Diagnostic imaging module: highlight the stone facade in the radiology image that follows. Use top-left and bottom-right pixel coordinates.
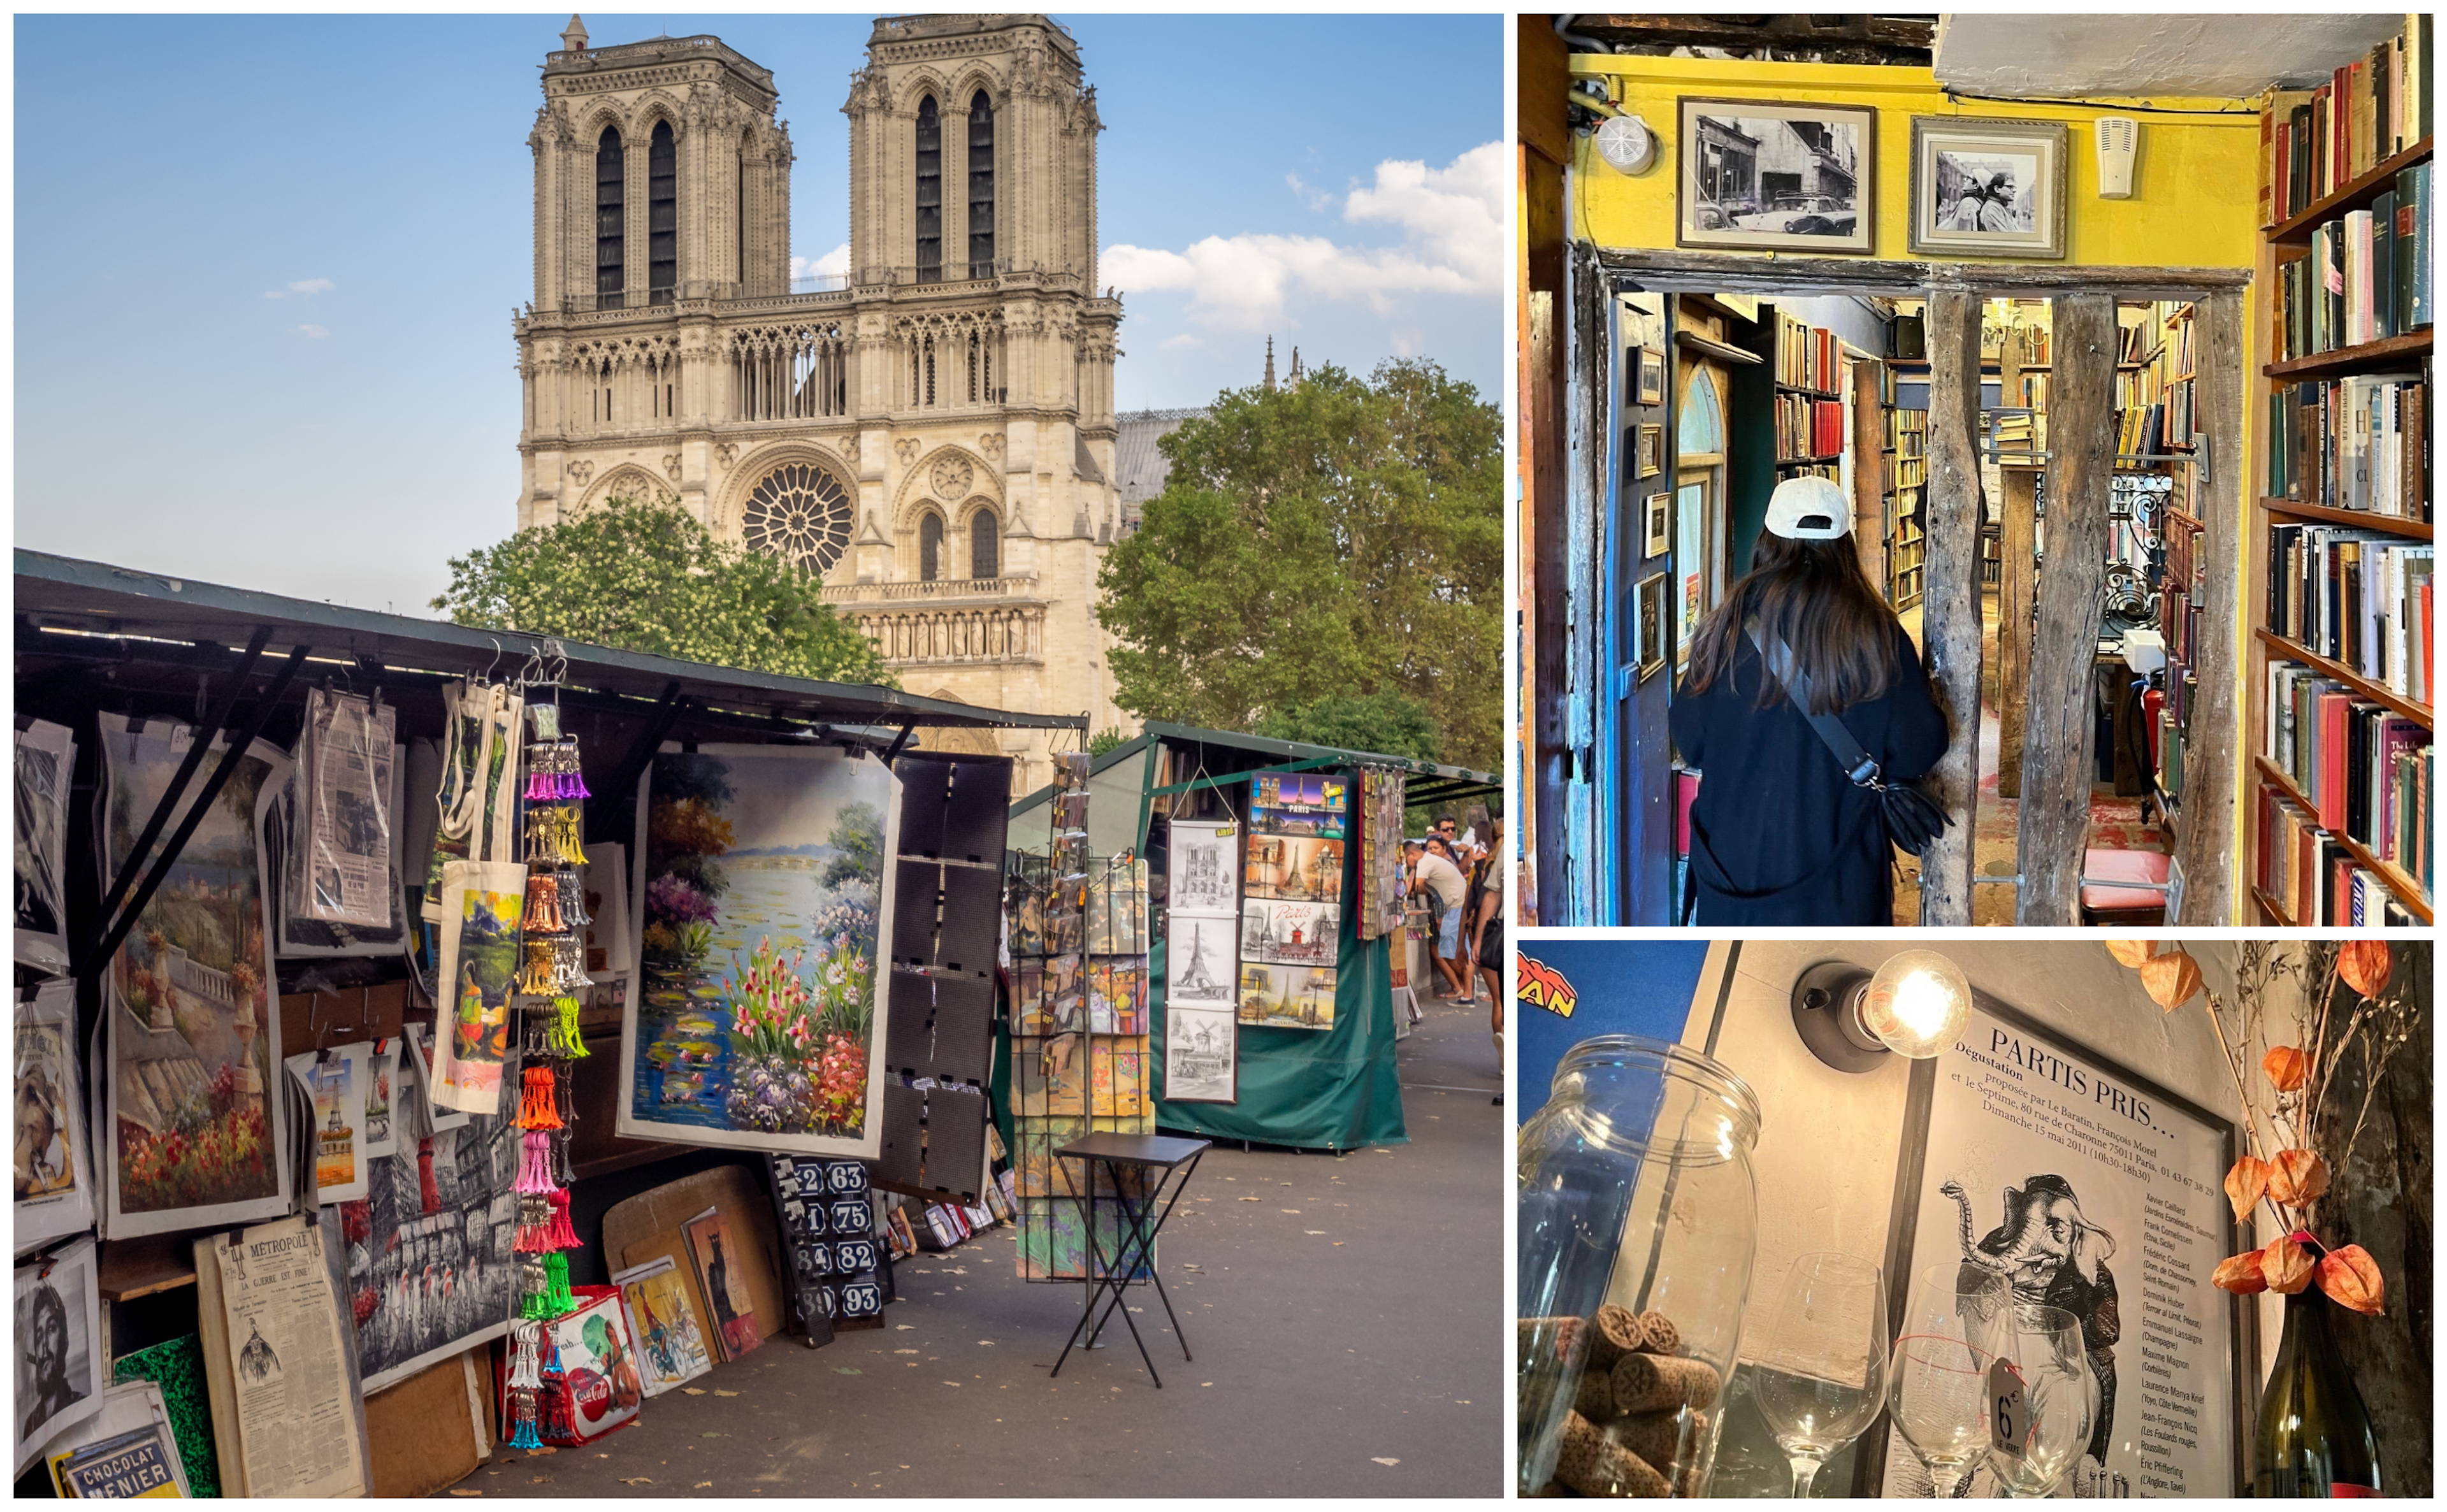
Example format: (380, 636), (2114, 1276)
(511, 15), (1130, 792)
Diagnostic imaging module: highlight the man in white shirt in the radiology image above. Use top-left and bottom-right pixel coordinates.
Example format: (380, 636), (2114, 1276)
(1413, 837), (1469, 1000)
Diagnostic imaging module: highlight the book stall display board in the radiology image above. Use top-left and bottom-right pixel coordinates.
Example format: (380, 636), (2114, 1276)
(10, 550), (1088, 1495)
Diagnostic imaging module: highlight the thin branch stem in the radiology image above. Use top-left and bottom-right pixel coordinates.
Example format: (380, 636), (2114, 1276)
(2202, 988), (2277, 1161)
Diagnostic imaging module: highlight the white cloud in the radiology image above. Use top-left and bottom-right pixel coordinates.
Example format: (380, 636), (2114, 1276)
(263, 277), (335, 300)
(1284, 171), (1334, 213)
(1161, 333), (1203, 350)
(1106, 142), (1501, 333)
(294, 324), (328, 339)
(791, 243), (850, 283)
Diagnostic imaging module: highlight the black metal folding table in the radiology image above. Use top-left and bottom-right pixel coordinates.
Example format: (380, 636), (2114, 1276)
(1050, 1132), (1211, 1387)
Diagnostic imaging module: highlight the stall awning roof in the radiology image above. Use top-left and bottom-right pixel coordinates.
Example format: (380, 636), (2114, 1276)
(15, 549), (1086, 734)
(1010, 719), (1497, 818)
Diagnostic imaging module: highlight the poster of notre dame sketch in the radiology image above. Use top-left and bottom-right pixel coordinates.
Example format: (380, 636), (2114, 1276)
(1161, 821), (1239, 1103)
(1874, 998), (2242, 1499)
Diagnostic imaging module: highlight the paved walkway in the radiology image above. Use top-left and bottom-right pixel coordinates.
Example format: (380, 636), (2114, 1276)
(446, 995), (1504, 1497)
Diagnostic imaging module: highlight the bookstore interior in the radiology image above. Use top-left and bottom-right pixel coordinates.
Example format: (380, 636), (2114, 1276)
(8, 552), (1477, 1496)
(1522, 14), (2434, 929)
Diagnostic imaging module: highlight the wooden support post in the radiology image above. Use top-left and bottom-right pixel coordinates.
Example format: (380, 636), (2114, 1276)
(2172, 289), (2244, 925)
(1851, 359), (1886, 587)
(2014, 294), (2117, 924)
(1995, 463), (2040, 797)
(1916, 291), (1985, 926)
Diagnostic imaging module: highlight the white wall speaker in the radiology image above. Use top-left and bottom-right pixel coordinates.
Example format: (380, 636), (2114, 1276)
(2096, 116), (2139, 199)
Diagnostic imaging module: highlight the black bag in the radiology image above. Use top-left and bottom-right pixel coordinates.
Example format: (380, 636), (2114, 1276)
(1749, 624), (1952, 857)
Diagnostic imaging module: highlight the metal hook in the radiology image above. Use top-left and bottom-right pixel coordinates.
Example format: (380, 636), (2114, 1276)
(482, 638), (503, 686)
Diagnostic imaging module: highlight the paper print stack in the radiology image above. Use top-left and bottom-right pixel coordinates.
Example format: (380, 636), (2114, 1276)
(1239, 772), (1345, 1032)
(620, 746), (895, 1158)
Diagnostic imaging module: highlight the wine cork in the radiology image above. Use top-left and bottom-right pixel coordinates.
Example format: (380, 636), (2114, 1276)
(1635, 1310), (1681, 1357)
(1554, 1412), (1672, 1499)
(1572, 1365), (1621, 1422)
(1584, 1305), (1648, 1368)
(1609, 1407), (1705, 1472)
(1611, 1352), (1721, 1414)
(1520, 1315), (1589, 1368)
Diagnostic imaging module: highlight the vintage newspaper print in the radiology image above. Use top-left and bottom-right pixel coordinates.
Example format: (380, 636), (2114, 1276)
(202, 1217), (366, 1497)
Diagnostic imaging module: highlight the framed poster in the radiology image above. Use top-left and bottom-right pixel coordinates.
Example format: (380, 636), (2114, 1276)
(1908, 117), (2069, 259)
(1863, 988), (2248, 1499)
(1163, 1007), (1238, 1104)
(1631, 345), (1665, 406)
(1162, 819), (1241, 1102)
(15, 979), (96, 1249)
(14, 719), (74, 974)
(284, 1042), (370, 1204)
(1637, 422), (1664, 479)
(343, 1111), (519, 1393)
(623, 745), (898, 1158)
(1635, 572), (1670, 683)
(94, 714), (293, 1239)
(1679, 97), (1876, 254)
(1643, 491), (1670, 560)
(15, 1235), (105, 1475)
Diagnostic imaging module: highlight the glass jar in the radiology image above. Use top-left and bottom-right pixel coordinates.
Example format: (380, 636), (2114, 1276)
(1517, 1034), (1762, 1497)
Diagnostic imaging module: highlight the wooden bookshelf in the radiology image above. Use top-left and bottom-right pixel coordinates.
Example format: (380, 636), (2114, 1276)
(2258, 496), (2434, 540)
(2252, 755), (2434, 924)
(1775, 383), (1841, 400)
(2255, 627), (2434, 724)
(2263, 328), (2434, 380)
(2246, 115), (2432, 926)
(2268, 135), (2436, 243)
(1776, 452), (1843, 466)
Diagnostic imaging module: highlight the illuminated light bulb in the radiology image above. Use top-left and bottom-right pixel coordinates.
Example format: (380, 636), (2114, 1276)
(1858, 949), (1972, 1059)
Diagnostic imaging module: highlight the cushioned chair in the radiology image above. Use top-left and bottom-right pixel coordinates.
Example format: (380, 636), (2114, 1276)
(2079, 848), (2170, 925)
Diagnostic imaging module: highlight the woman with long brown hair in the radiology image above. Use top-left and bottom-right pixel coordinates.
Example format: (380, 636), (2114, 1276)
(1669, 476), (1949, 924)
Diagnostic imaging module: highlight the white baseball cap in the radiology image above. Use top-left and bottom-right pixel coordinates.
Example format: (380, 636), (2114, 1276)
(1764, 474), (1852, 540)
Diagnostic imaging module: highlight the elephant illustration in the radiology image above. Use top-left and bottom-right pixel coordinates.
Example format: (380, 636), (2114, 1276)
(1941, 1174), (2119, 1467)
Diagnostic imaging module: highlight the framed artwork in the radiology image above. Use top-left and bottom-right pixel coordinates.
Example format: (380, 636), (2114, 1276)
(1678, 97), (1876, 254)
(1644, 491), (1670, 559)
(623, 745), (899, 1158)
(1638, 422), (1664, 480)
(1859, 984), (2248, 1497)
(1635, 572), (1670, 682)
(94, 714), (293, 1239)
(1162, 1007), (1238, 1104)
(1236, 963), (1334, 1032)
(345, 1112), (519, 1392)
(681, 1207), (763, 1362)
(1908, 117), (2069, 259)
(283, 1043), (370, 1205)
(1636, 346), (1665, 405)
(15, 1235), (105, 1475)
(610, 1256), (712, 1396)
(14, 719), (73, 974)
(15, 979), (94, 1250)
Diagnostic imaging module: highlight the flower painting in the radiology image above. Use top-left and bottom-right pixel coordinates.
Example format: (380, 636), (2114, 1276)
(619, 746), (898, 1157)
(95, 714), (292, 1236)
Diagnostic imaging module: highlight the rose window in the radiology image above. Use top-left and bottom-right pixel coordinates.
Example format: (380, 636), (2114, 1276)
(740, 462), (855, 574)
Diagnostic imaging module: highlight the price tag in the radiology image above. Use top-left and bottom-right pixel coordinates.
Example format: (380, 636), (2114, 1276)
(1989, 1357), (2027, 1461)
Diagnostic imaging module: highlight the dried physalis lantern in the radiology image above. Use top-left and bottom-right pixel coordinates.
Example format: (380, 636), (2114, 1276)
(2336, 940), (2392, 998)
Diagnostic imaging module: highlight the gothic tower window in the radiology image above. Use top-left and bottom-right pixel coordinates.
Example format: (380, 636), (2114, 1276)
(970, 508), (998, 579)
(919, 512), (944, 581)
(596, 127), (624, 308)
(648, 120), (677, 305)
(914, 96), (942, 284)
(967, 91), (995, 278)
(923, 334), (936, 407)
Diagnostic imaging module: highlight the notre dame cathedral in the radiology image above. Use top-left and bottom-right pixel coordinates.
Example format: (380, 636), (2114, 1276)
(513, 15), (1185, 790)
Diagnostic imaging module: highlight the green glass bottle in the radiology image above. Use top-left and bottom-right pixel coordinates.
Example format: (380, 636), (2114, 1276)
(2251, 1242), (2382, 1497)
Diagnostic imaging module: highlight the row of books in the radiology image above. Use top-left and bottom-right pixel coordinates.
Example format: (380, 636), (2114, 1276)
(2276, 168), (2434, 359)
(2116, 402), (2172, 459)
(2263, 523), (2436, 702)
(2263, 17), (2432, 227)
(1885, 404), (1926, 456)
(2115, 321), (2159, 365)
(1775, 392), (1845, 461)
(2163, 509), (2201, 590)
(2265, 373), (2431, 518)
(2256, 782), (2431, 924)
(2265, 658), (2434, 845)
(1773, 312), (1842, 393)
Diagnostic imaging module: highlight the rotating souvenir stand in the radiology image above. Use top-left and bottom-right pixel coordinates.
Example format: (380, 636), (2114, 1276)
(502, 699), (596, 1451)
(1008, 753), (1157, 1283)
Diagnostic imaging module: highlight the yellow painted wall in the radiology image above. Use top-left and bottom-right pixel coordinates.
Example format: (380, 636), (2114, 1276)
(1563, 55), (2269, 921)
(1565, 56), (2264, 270)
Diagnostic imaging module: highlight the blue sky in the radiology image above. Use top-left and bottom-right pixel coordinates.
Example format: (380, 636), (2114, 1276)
(13, 12), (1501, 613)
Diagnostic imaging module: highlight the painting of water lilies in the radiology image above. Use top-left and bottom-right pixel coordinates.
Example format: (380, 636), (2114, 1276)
(617, 745), (900, 1157)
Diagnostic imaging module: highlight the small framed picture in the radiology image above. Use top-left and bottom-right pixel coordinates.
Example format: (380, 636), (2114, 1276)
(1644, 490), (1670, 559)
(1678, 97), (1875, 255)
(1636, 347), (1665, 405)
(1635, 572), (1670, 682)
(1909, 118), (2068, 259)
(1638, 422), (1664, 479)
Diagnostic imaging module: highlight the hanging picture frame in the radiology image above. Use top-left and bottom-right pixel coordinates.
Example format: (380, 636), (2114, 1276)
(15, 979), (95, 1250)
(1638, 422), (1665, 480)
(1635, 572), (1670, 683)
(1635, 345), (1665, 405)
(14, 719), (75, 975)
(15, 1235), (105, 1475)
(1678, 97), (1876, 254)
(622, 745), (899, 1158)
(1644, 489), (1671, 559)
(1907, 117), (2070, 259)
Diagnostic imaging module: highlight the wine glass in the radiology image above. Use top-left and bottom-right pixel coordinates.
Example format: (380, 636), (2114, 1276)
(1988, 1303), (2093, 1498)
(1754, 1252), (1890, 1497)
(1888, 1262), (2010, 1496)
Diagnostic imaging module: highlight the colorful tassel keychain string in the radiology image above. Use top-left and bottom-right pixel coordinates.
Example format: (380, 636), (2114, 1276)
(515, 1066), (563, 1130)
(516, 1194), (553, 1253)
(516, 939), (558, 996)
(523, 873), (563, 933)
(544, 1188), (579, 1250)
(516, 1129), (559, 1195)
(558, 867), (591, 926)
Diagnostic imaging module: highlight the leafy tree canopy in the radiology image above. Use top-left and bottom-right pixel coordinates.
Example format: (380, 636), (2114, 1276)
(1254, 690), (1442, 764)
(432, 496), (891, 686)
(1095, 359), (1500, 771)
(1087, 728), (1135, 757)
(823, 800), (884, 891)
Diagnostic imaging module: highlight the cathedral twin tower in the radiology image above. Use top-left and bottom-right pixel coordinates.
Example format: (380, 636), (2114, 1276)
(514, 15), (1130, 784)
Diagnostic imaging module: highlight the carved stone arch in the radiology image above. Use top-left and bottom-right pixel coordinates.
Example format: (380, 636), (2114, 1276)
(579, 464), (676, 517)
(960, 495), (1003, 579)
(632, 89), (686, 143)
(887, 444), (1000, 536)
(907, 502), (951, 582)
(921, 689), (1004, 756)
(574, 99), (630, 152)
(897, 67), (955, 115)
(947, 66), (1002, 114)
(721, 442), (858, 576)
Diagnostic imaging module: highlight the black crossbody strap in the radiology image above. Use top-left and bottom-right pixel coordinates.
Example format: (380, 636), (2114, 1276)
(1745, 622), (1889, 791)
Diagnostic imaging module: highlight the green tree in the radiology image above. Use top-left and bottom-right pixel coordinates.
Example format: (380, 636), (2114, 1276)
(1086, 728), (1134, 757)
(432, 496), (890, 685)
(1255, 690), (1441, 763)
(822, 801), (884, 891)
(1095, 359), (1501, 770)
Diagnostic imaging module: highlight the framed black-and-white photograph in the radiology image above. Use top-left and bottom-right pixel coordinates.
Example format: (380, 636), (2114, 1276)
(1637, 422), (1664, 480)
(15, 1235), (105, 1476)
(1857, 983), (2249, 1499)
(1644, 489), (1670, 559)
(1678, 97), (1875, 254)
(1909, 118), (2068, 259)
(1634, 572), (1669, 682)
(1636, 347), (1665, 405)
